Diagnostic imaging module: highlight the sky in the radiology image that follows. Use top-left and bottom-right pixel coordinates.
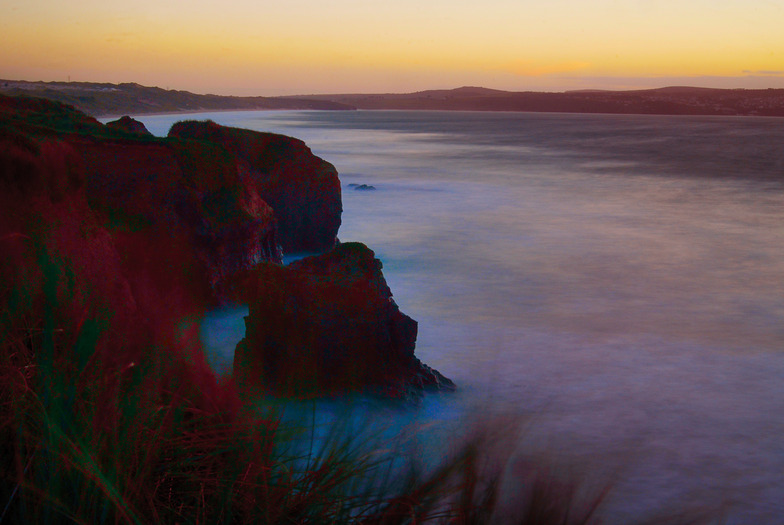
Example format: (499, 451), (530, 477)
(2, 0), (784, 96)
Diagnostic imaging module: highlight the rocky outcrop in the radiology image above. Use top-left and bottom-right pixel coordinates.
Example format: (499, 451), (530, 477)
(2, 93), (454, 402)
(1, 94), (283, 302)
(168, 120), (342, 254)
(104, 115), (152, 136)
(0, 129), (192, 362)
(2, 95), (344, 300)
(349, 183), (376, 191)
(234, 242), (454, 399)
(0, 93), (108, 137)
(1, 106), (229, 411)
(72, 136), (280, 300)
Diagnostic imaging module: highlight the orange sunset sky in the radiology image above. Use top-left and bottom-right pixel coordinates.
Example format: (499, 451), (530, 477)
(2, 0), (783, 96)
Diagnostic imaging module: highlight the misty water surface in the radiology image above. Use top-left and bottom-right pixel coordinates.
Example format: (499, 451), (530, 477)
(131, 110), (784, 523)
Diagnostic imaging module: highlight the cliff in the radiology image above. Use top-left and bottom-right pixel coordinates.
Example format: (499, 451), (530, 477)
(2, 93), (342, 292)
(0, 80), (356, 117)
(71, 133), (281, 300)
(169, 120), (342, 254)
(1, 93), (452, 400)
(0, 124), (207, 374)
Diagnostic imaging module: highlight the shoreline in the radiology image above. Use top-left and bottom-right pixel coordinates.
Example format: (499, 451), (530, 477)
(95, 108), (784, 138)
(95, 106), (326, 119)
(95, 105), (784, 122)
(7, 79), (784, 120)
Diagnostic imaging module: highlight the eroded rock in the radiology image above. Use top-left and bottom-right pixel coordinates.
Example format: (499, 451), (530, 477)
(234, 242), (455, 399)
(169, 120), (342, 254)
(105, 115), (152, 136)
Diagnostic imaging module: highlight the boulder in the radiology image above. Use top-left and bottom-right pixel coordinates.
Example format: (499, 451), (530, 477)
(352, 184), (376, 191)
(233, 242), (455, 399)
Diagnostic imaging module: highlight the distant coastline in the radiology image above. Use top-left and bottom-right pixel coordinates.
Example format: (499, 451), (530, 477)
(0, 80), (355, 117)
(3, 79), (784, 118)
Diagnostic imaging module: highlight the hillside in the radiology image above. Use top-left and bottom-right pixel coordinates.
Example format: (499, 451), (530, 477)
(4, 80), (784, 117)
(0, 79), (354, 116)
(292, 85), (784, 116)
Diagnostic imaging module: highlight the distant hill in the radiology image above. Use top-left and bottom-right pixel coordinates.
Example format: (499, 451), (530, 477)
(0, 80), (355, 117)
(3, 80), (784, 117)
(292, 85), (784, 116)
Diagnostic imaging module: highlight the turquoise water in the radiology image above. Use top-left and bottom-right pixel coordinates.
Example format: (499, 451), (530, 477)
(127, 110), (784, 523)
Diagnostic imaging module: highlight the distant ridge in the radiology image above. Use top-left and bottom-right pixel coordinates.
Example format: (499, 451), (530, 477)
(3, 79), (784, 117)
(0, 79), (355, 117)
(293, 85), (784, 116)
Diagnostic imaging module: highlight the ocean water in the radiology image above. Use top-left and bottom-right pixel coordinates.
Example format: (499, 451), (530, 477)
(130, 110), (784, 523)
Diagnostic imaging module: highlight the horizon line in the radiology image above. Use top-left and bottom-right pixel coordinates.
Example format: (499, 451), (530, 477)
(3, 78), (784, 100)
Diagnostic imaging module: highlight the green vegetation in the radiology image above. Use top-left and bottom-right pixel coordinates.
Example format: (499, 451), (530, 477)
(0, 93), (164, 143)
(0, 246), (621, 524)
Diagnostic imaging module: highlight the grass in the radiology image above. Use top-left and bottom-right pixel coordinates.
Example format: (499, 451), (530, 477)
(0, 249), (461, 524)
(1, 250), (724, 524)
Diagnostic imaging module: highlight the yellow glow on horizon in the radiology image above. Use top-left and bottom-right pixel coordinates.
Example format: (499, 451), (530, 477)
(2, 0), (783, 94)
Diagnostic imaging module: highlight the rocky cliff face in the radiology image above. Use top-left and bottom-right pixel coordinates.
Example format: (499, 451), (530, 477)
(0, 128), (196, 365)
(2, 93), (452, 402)
(72, 136), (280, 300)
(3, 97), (343, 300)
(1, 109), (232, 414)
(234, 242), (455, 399)
(1, 95), (300, 303)
(168, 120), (342, 254)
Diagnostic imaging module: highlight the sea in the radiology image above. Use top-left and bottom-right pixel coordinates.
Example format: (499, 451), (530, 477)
(119, 110), (784, 523)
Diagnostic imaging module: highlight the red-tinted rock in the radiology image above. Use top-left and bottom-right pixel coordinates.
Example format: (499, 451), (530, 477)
(0, 130), (158, 359)
(0, 121), (227, 412)
(0, 93), (108, 138)
(71, 135), (280, 301)
(1, 94), (283, 302)
(233, 242), (454, 399)
(168, 120), (342, 254)
(2, 94), (451, 405)
(104, 115), (152, 136)
(105, 115), (152, 137)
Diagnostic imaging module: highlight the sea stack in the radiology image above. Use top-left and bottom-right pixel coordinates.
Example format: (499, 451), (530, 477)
(234, 242), (455, 400)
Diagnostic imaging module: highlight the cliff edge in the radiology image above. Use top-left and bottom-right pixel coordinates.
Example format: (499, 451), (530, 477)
(169, 120), (342, 254)
(1, 93), (452, 401)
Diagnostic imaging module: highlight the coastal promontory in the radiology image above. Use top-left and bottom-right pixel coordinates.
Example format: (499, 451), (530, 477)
(0, 93), (451, 399)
